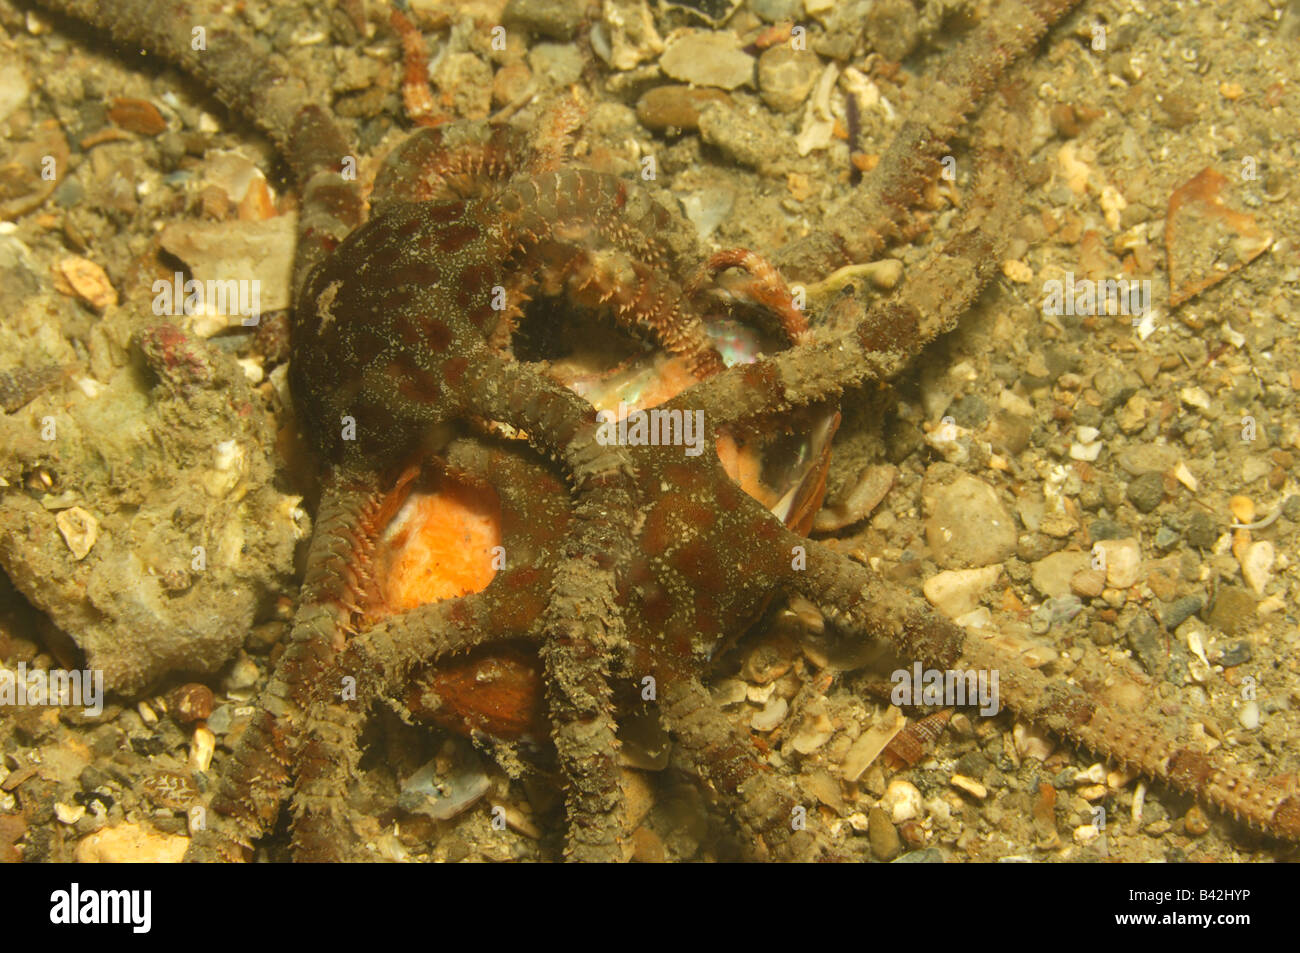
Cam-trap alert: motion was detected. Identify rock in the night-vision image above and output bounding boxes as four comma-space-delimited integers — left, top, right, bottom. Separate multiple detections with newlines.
750, 695, 787, 732
1088, 518, 1126, 541
168, 683, 214, 724
74, 823, 189, 863
1153, 526, 1180, 550
840, 707, 904, 782
867, 807, 901, 861
660, 31, 754, 89
865, 0, 920, 61
1239, 540, 1274, 595
881, 778, 923, 823
1116, 443, 1179, 477
813, 464, 897, 533
1125, 473, 1165, 513
950, 775, 987, 800
0, 61, 29, 124
223, 656, 260, 693
597, 0, 664, 71
54, 507, 99, 560
1238, 700, 1260, 731
525, 44, 584, 87
1206, 587, 1255, 637
1030, 550, 1090, 599
751, 0, 802, 20
1183, 805, 1210, 836
635, 85, 730, 132
1013, 722, 1055, 761
1185, 510, 1218, 549
158, 215, 296, 330
922, 566, 1001, 619
1218, 640, 1251, 667
892, 847, 944, 863
698, 101, 784, 171
923, 472, 1017, 569
52, 256, 118, 311
1160, 595, 1203, 630
1095, 538, 1141, 589
1126, 612, 1164, 677
503, 0, 584, 39
1070, 568, 1106, 598
1073, 824, 1101, 845
757, 47, 821, 112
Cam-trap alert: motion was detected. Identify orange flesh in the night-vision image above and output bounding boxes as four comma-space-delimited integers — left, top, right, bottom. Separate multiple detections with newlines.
377, 478, 501, 612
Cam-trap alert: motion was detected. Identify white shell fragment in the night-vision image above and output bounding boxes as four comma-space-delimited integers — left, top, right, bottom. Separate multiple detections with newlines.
55, 506, 99, 560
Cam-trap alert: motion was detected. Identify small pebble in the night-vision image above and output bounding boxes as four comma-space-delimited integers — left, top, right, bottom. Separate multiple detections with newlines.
1095, 538, 1142, 589
1184, 805, 1210, 836
1013, 722, 1055, 760
75, 823, 189, 863
55, 507, 99, 560
1238, 541, 1274, 595
1218, 640, 1251, 667
54, 802, 85, 825
1125, 472, 1165, 513
867, 807, 901, 861
950, 774, 987, 800
52, 256, 117, 310
891, 847, 944, 863
922, 565, 1001, 619
881, 778, 923, 823
750, 695, 787, 732
660, 31, 754, 89
169, 683, 214, 724
190, 725, 216, 772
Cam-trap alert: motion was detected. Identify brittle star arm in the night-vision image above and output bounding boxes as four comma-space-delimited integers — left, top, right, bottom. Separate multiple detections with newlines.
186, 466, 407, 861
784, 538, 1300, 842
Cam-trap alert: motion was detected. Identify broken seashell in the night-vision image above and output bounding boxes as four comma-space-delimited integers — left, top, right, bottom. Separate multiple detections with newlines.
55, 506, 99, 560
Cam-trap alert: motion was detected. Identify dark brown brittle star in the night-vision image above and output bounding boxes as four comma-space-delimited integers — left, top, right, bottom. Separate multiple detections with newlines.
31, 0, 1300, 861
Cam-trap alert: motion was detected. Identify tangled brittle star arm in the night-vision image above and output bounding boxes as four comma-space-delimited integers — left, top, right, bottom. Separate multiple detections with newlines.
185, 467, 409, 861
774, 0, 1086, 281
787, 540, 1300, 843
467, 360, 637, 861
31, 0, 364, 294
292, 588, 537, 861
665, 209, 1006, 430
290, 439, 568, 860
494, 169, 729, 379
659, 676, 824, 861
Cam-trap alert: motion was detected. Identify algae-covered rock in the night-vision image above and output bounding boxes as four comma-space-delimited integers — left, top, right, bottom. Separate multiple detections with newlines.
0, 317, 306, 695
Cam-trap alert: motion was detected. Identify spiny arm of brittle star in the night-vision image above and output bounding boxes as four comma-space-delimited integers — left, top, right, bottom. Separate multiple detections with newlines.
496, 169, 728, 378
789, 540, 1300, 843
774, 0, 1085, 280
292, 588, 535, 861
659, 676, 824, 861
291, 436, 572, 860
467, 360, 637, 860
32, 0, 364, 299
663, 204, 1006, 429
183, 467, 401, 861
370, 122, 539, 215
